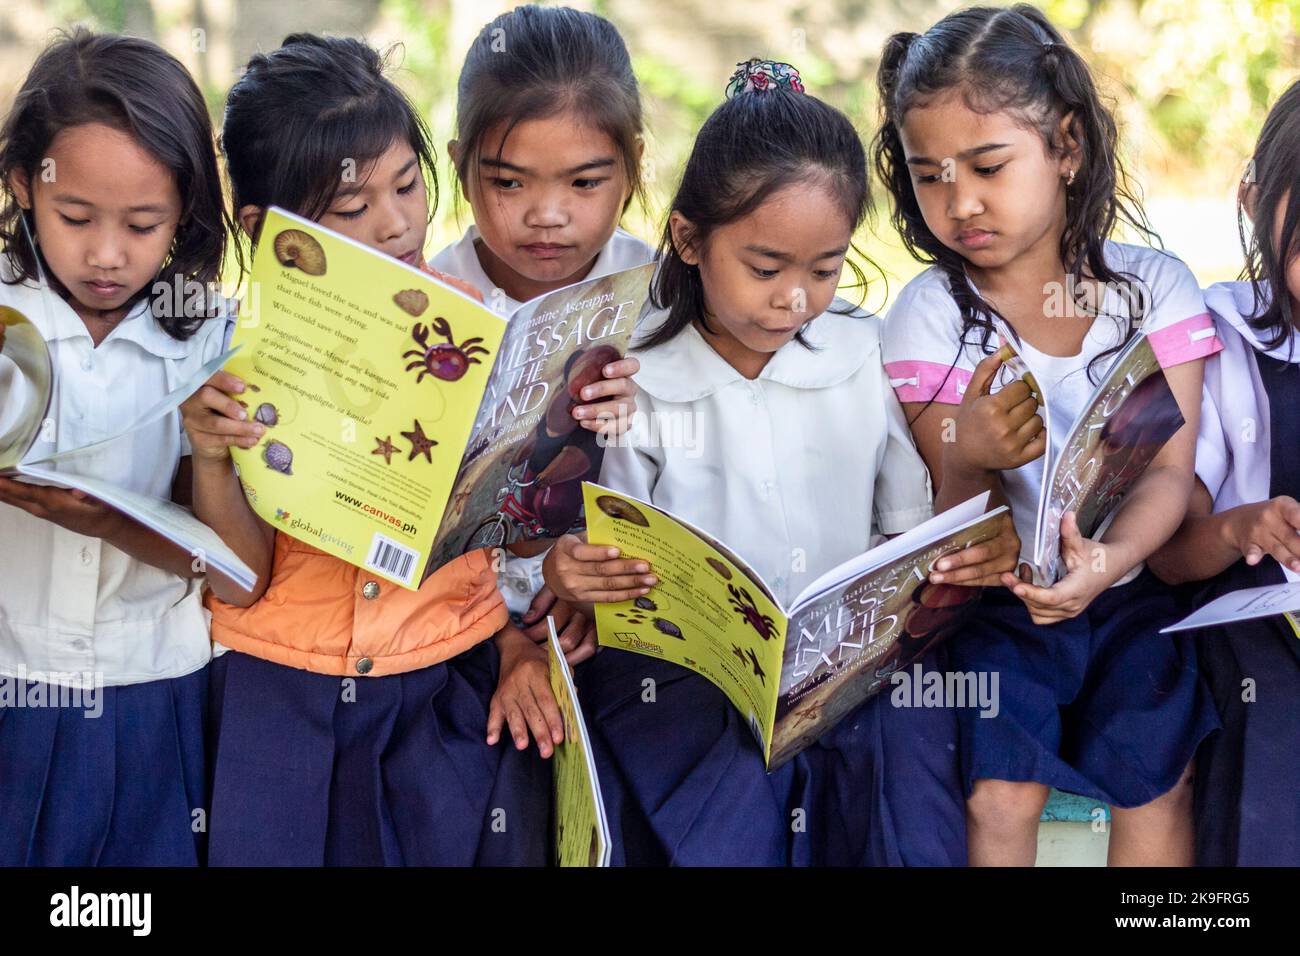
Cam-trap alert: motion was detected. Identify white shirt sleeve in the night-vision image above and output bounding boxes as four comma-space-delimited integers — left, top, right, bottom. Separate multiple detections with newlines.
872, 367, 934, 535
596, 405, 663, 503
497, 550, 548, 617
1129, 248, 1221, 368
881, 271, 976, 406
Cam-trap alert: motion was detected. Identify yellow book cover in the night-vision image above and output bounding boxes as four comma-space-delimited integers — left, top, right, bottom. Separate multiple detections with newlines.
227, 208, 652, 589
548, 618, 610, 867
583, 483, 1007, 768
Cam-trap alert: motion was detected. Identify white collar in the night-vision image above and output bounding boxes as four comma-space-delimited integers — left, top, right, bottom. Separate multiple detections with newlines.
632, 301, 879, 402
1204, 280, 1300, 364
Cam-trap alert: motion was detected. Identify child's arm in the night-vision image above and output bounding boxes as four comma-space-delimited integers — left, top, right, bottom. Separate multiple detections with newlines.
905, 351, 1046, 512
180, 370, 276, 606
1148, 478, 1300, 585
487, 622, 572, 757
0, 477, 210, 580
1004, 358, 1206, 623
902, 351, 1040, 585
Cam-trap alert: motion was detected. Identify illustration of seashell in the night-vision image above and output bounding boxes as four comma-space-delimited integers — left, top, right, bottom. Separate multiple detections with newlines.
263, 439, 293, 475
272, 229, 327, 275
393, 289, 429, 317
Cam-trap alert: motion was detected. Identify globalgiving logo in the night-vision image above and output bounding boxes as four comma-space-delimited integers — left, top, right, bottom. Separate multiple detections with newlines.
274, 508, 290, 522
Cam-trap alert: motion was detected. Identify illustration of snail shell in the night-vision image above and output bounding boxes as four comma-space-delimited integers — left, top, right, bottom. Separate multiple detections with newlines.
272, 229, 327, 276
254, 403, 278, 426
595, 495, 649, 527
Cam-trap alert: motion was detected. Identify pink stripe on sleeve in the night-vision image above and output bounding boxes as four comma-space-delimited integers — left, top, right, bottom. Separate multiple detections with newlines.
885, 360, 971, 404
1148, 313, 1223, 368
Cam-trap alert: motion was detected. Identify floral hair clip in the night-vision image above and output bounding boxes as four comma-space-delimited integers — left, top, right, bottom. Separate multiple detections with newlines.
724, 58, 805, 98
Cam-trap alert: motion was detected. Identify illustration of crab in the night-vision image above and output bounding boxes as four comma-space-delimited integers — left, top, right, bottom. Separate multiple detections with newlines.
727, 583, 777, 640
403, 316, 490, 383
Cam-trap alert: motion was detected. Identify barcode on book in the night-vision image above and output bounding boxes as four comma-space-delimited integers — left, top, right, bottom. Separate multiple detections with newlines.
365, 533, 418, 585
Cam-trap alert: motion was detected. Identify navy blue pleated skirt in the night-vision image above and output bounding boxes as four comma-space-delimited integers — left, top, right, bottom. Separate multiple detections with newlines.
0, 666, 209, 866
575, 645, 966, 866
206, 643, 549, 867
948, 569, 1219, 808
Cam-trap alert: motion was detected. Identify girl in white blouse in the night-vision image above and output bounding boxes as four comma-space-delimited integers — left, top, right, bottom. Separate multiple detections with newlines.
0, 30, 235, 865
543, 61, 1018, 866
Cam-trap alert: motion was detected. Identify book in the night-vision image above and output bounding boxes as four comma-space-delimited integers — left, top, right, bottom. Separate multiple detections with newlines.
582, 482, 1008, 769
547, 617, 610, 867
226, 207, 654, 590
1160, 579, 1300, 634
992, 319, 1186, 584
0, 304, 254, 591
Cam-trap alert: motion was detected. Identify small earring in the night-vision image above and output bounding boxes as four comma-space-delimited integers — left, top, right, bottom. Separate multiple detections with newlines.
1066, 168, 1077, 186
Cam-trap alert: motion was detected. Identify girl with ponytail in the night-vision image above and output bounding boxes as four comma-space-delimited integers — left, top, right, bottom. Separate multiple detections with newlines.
541, 58, 1019, 866
874, 5, 1221, 866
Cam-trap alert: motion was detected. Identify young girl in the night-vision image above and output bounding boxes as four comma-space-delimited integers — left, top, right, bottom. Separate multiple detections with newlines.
181, 34, 636, 866
0, 30, 235, 865
874, 5, 1221, 865
1148, 80, 1300, 866
544, 60, 1019, 866
431, 6, 656, 735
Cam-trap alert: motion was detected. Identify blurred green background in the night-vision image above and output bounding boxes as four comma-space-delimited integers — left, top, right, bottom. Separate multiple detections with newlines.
2, 0, 1297, 306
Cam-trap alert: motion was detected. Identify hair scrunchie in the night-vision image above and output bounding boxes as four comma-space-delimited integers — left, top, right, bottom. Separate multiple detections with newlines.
724, 58, 805, 97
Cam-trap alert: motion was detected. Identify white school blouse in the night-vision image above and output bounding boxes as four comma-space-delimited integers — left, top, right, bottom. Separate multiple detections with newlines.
881, 241, 1222, 581
0, 273, 227, 687
430, 225, 657, 612
1195, 280, 1300, 583
600, 303, 933, 610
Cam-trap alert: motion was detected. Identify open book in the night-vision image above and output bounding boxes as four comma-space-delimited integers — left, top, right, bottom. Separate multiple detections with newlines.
583, 483, 1007, 769
226, 208, 654, 590
547, 618, 610, 867
993, 319, 1185, 584
1161, 569, 1300, 634
0, 305, 254, 590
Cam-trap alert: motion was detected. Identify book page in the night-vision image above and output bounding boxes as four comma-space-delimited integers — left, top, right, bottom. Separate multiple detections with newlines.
17, 461, 255, 590
582, 482, 786, 761
0, 305, 53, 472
225, 208, 506, 589
771, 506, 1007, 768
1161, 580, 1300, 633
548, 619, 610, 867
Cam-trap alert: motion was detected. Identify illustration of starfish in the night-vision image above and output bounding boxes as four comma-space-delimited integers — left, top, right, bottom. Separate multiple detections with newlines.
371, 435, 400, 465
745, 647, 766, 685
401, 419, 438, 463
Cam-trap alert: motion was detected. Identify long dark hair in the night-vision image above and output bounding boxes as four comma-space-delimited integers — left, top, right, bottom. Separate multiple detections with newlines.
643, 76, 873, 350
0, 28, 232, 340
222, 33, 438, 238
1239, 78, 1300, 351
452, 4, 644, 213
872, 4, 1159, 381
